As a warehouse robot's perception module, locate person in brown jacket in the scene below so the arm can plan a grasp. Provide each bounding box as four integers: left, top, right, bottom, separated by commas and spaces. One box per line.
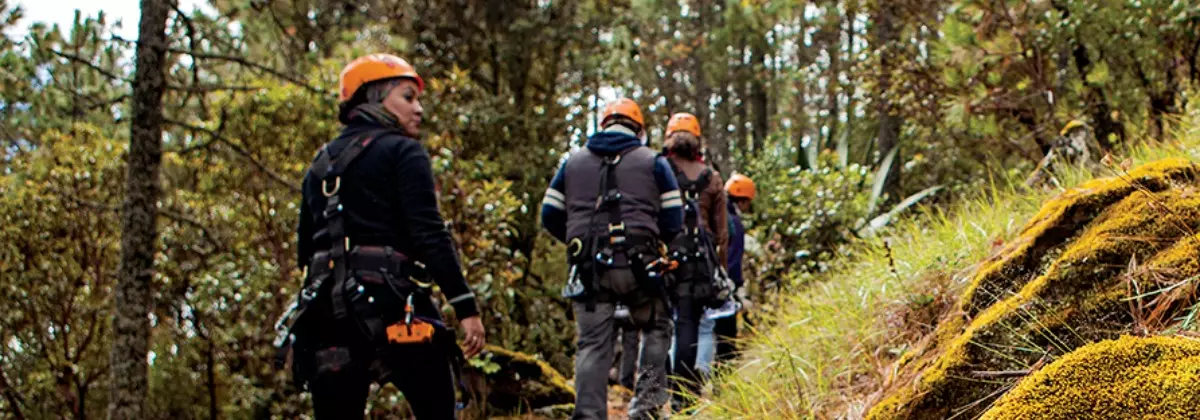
661, 112, 728, 411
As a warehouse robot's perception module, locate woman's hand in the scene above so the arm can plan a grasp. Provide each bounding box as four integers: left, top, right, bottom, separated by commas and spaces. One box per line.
459, 316, 486, 358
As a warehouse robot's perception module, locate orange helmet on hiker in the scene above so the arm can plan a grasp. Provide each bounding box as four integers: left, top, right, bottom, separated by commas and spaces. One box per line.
338, 54, 425, 102
601, 98, 645, 129
725, 174, 756, 200
666, 113, 701, 137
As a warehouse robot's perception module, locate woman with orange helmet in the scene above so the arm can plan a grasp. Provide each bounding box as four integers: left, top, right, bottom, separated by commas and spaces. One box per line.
659, 111, 731, 411
289, 54, 484, 419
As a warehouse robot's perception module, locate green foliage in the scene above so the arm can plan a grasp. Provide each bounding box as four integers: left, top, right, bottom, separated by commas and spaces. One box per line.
741, 148, 874, 276
3, 0, 1200, 417
0, 125, 124, 419
468, 353, 503, 376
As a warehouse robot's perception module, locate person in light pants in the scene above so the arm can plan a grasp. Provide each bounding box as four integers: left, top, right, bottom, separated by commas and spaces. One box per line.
695, 174, 755, 374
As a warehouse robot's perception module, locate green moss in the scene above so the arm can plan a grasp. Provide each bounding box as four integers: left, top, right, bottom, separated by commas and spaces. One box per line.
471, 345, 576, 413
484, 345, 576, 398
959, 158, 1198, 317
983, 336, 1200, 419
867, 159, 1200, 420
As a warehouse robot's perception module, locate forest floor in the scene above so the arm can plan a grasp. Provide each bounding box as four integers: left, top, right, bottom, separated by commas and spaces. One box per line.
495, 386, 634, 419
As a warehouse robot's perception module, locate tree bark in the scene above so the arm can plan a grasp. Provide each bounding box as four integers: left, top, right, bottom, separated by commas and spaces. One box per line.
750, 35, 769, 154
1051, 0, 1124, 149
822, 8, 842, 151
873, 0, 903, 204
734, 33, 749, 159
108, 1, 170, 418
793, 13, 813, 169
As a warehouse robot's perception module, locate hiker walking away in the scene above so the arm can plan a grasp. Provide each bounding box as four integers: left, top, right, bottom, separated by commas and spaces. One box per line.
660, 112, 729, 411
282, 54, 485, 419
715, 174, 755, 363
541, 98, 684, 420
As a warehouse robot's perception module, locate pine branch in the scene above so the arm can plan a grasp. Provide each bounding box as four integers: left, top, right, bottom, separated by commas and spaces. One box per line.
164, 117, 303, 193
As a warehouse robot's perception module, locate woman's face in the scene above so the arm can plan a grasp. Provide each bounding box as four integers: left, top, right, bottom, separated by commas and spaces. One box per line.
382, 79, 424, 136
736, 198, 753, 213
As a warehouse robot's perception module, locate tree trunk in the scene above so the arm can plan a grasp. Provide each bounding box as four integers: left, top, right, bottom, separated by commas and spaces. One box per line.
1148, 56, 1180, 141
1052, 0, 1125, 149
750, 35, 769, 154
108, 1, 170, 418
793, 13, 813, 169
873, 0, 903, 204
695, 0, 711, 126
734, 33, 749, 159
823, 9, 842, 151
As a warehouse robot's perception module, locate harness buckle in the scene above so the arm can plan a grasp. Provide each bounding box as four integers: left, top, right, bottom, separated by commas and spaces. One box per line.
608, 222, 626, 234
301, 287, 318, 302
607, 223, 627, 245
321, 177, 341, 197
595, 250, 615, 266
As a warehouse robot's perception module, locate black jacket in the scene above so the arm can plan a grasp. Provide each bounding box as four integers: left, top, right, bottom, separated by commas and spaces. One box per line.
297, 118, 480, 319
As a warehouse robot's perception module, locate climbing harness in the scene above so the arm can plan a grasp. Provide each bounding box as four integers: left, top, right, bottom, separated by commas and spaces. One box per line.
563, 151, 672, 312
273, 132, 471, 408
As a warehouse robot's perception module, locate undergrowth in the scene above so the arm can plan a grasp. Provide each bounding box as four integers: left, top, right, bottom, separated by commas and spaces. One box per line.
692, 112, 1200, 419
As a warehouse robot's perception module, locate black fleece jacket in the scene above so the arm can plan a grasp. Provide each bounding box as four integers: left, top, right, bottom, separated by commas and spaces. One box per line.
297, 118, 479, 319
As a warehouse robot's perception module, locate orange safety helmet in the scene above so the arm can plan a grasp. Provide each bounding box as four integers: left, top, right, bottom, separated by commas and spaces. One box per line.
666, 113, 701, 137
338, 54, 425, 102
725, 173, 756, 200
601, 98, 645, 129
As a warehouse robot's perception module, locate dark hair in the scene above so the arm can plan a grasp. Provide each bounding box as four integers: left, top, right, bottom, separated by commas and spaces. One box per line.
337, 77, 405, 124
603, 115, 643, 133
666, 132, 702, 160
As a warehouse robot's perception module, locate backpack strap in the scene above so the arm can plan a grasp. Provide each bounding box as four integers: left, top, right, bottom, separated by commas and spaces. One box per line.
669, 162, 712, 237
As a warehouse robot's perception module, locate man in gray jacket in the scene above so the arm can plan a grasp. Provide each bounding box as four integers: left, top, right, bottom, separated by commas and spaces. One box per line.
541, 98, 684, 419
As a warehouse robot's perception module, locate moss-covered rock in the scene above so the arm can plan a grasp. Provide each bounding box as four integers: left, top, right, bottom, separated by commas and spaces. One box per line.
867, 158, 1200, 419
463, 345, 576, 416
982, 336, 1200, 419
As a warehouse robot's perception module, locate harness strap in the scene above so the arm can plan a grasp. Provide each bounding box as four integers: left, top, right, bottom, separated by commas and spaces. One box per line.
272, 265, 325, 370
668, 162, 719, 302
585, 153, 623, 311
313, 134, 376, 326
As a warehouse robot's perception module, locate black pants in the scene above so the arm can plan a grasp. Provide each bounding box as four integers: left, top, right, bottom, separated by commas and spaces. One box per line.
303, 291, 457, 419
670, 290, 706, 410
309, 342, 456, 419
713, 314, 737, 363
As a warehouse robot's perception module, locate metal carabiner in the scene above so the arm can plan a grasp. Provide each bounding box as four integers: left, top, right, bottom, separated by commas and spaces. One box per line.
321, 177, 341, 197
404, 294, 415, 326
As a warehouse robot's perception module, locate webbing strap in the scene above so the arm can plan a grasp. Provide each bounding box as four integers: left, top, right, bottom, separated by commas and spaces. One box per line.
313, 134, 377, 322
670, 163, 711, 237
602, 155, 624, 243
